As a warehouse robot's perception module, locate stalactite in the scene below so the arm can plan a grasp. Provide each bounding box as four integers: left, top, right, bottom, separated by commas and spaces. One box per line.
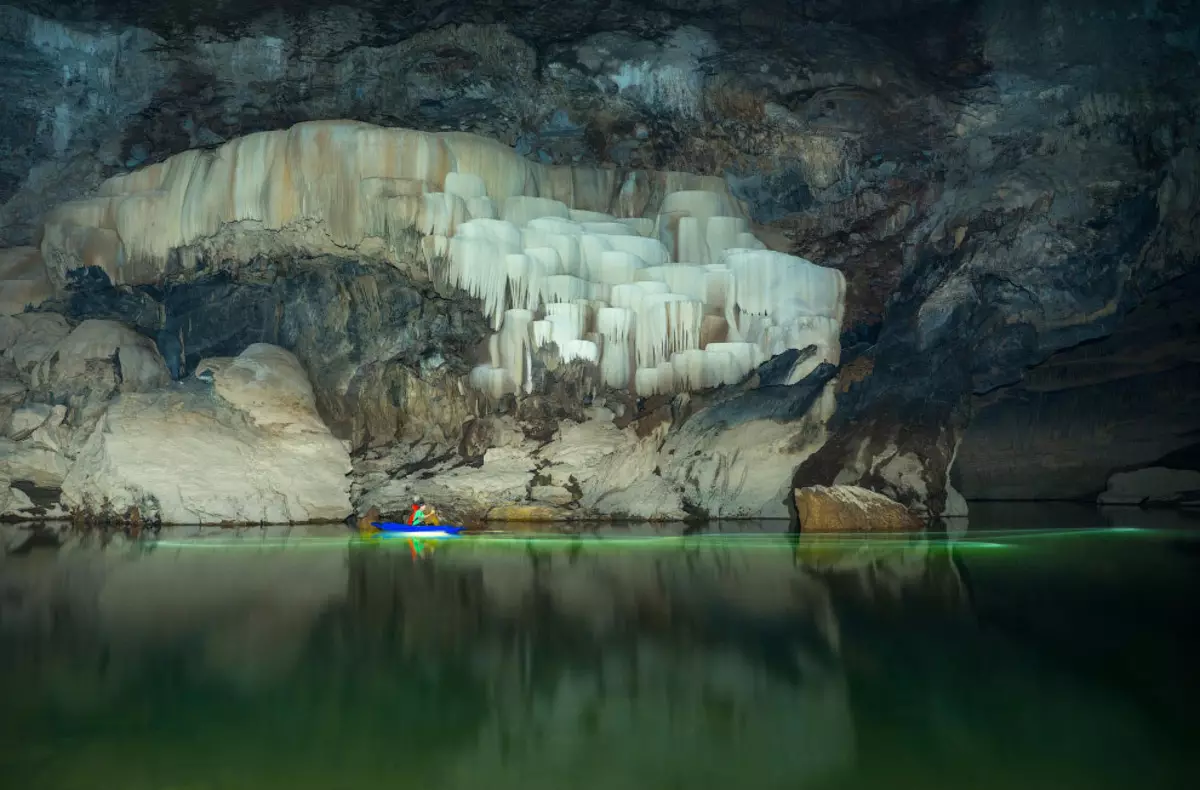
37, 119, 845, 401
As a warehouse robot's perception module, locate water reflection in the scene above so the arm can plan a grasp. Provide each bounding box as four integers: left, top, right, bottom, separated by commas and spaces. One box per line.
1, 517, 1197, 789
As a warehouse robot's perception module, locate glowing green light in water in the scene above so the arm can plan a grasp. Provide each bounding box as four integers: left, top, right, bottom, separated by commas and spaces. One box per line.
141, 533, 1014, 552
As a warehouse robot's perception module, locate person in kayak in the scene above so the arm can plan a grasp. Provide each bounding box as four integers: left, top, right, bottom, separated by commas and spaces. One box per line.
410, 499, 442, 527
407, 496, 422, 525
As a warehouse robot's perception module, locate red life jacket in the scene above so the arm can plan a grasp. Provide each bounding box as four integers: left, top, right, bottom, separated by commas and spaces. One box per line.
407, 504, 420, 525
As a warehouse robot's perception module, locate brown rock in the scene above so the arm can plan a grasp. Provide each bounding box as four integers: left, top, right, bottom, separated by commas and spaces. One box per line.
794, 485, 923, 533
486, 504, 565, 522
357, 506, 382, 531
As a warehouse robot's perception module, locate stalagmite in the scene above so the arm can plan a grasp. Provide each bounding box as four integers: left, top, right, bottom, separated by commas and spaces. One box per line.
671, 349, 708, 392
572, 298, 597, 335
705, 216, 747, 261
701, 349, 738, 388
545, 302, 585, 350
597, 306, 634, 389
448, 235, 509, 328
634, 368, 659, 397
675, 216, 709, 265
703, 266, 735, 310
531, 320, 554, 348
500, 308, 534, 394
505, 254, 545, 313
635, 293, 703, 369
488, 334, 501, 369
560, 339, 599, 364
724, 249, 845, 324
700, 315, 729, 347
469, 365, 512, 399
705, 342, 763, 378
655, 361, 676, 393
543, 275, 591, 304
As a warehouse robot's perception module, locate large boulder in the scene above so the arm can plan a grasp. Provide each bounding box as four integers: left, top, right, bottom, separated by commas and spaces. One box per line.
61, 343, 352, 524
794, 485, 923, 533
0, 312, 71, 383
31, 318, 171, 400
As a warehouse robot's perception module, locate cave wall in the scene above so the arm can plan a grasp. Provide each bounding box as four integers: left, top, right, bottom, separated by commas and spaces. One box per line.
2, 0, 1199, 512
56, 256, 490, 451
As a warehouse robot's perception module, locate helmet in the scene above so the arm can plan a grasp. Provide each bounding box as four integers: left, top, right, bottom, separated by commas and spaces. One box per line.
417, 498, 426, 506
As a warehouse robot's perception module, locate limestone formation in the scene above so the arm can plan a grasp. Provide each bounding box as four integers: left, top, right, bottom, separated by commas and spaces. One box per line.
61, 344, 352, 524
30, 119, 844, 403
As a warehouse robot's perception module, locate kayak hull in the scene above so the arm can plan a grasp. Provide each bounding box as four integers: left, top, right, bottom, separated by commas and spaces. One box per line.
369, 522, 465, 538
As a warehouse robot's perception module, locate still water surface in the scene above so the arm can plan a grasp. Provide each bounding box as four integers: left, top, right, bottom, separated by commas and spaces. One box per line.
2, 507, 1198, 789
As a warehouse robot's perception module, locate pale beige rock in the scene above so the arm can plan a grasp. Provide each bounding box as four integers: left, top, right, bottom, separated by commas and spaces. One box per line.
31, 318, 170, 395
487, 504, 564, 521
0, 438, 71, 487
365, 384, 835, 523
364, 444, 535, 521
530, 485, 576, 506
564, 408, 688, 520
794, 485, 923, 533
1, 312, 71, 381
4, 403, 60, 440
61, 343, 352, 524
0, 247, 53, 316
197, 344, 328, 433
658, 383, 838, 519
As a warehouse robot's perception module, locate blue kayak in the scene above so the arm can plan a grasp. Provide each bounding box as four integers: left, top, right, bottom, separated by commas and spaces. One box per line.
370, 522, 465, 538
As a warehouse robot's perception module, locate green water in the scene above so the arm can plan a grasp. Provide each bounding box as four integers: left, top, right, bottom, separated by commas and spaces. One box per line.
1, 511, 1198, 789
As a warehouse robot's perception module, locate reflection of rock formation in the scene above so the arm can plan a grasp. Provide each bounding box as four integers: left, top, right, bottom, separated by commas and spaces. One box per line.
347, 529, 971, 786
0, 525, 350, 698
1, 525, 971, 787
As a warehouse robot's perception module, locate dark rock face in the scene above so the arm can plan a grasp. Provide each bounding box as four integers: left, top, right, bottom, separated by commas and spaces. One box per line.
46, 256, 491, 451
956, 272, 1200, 500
